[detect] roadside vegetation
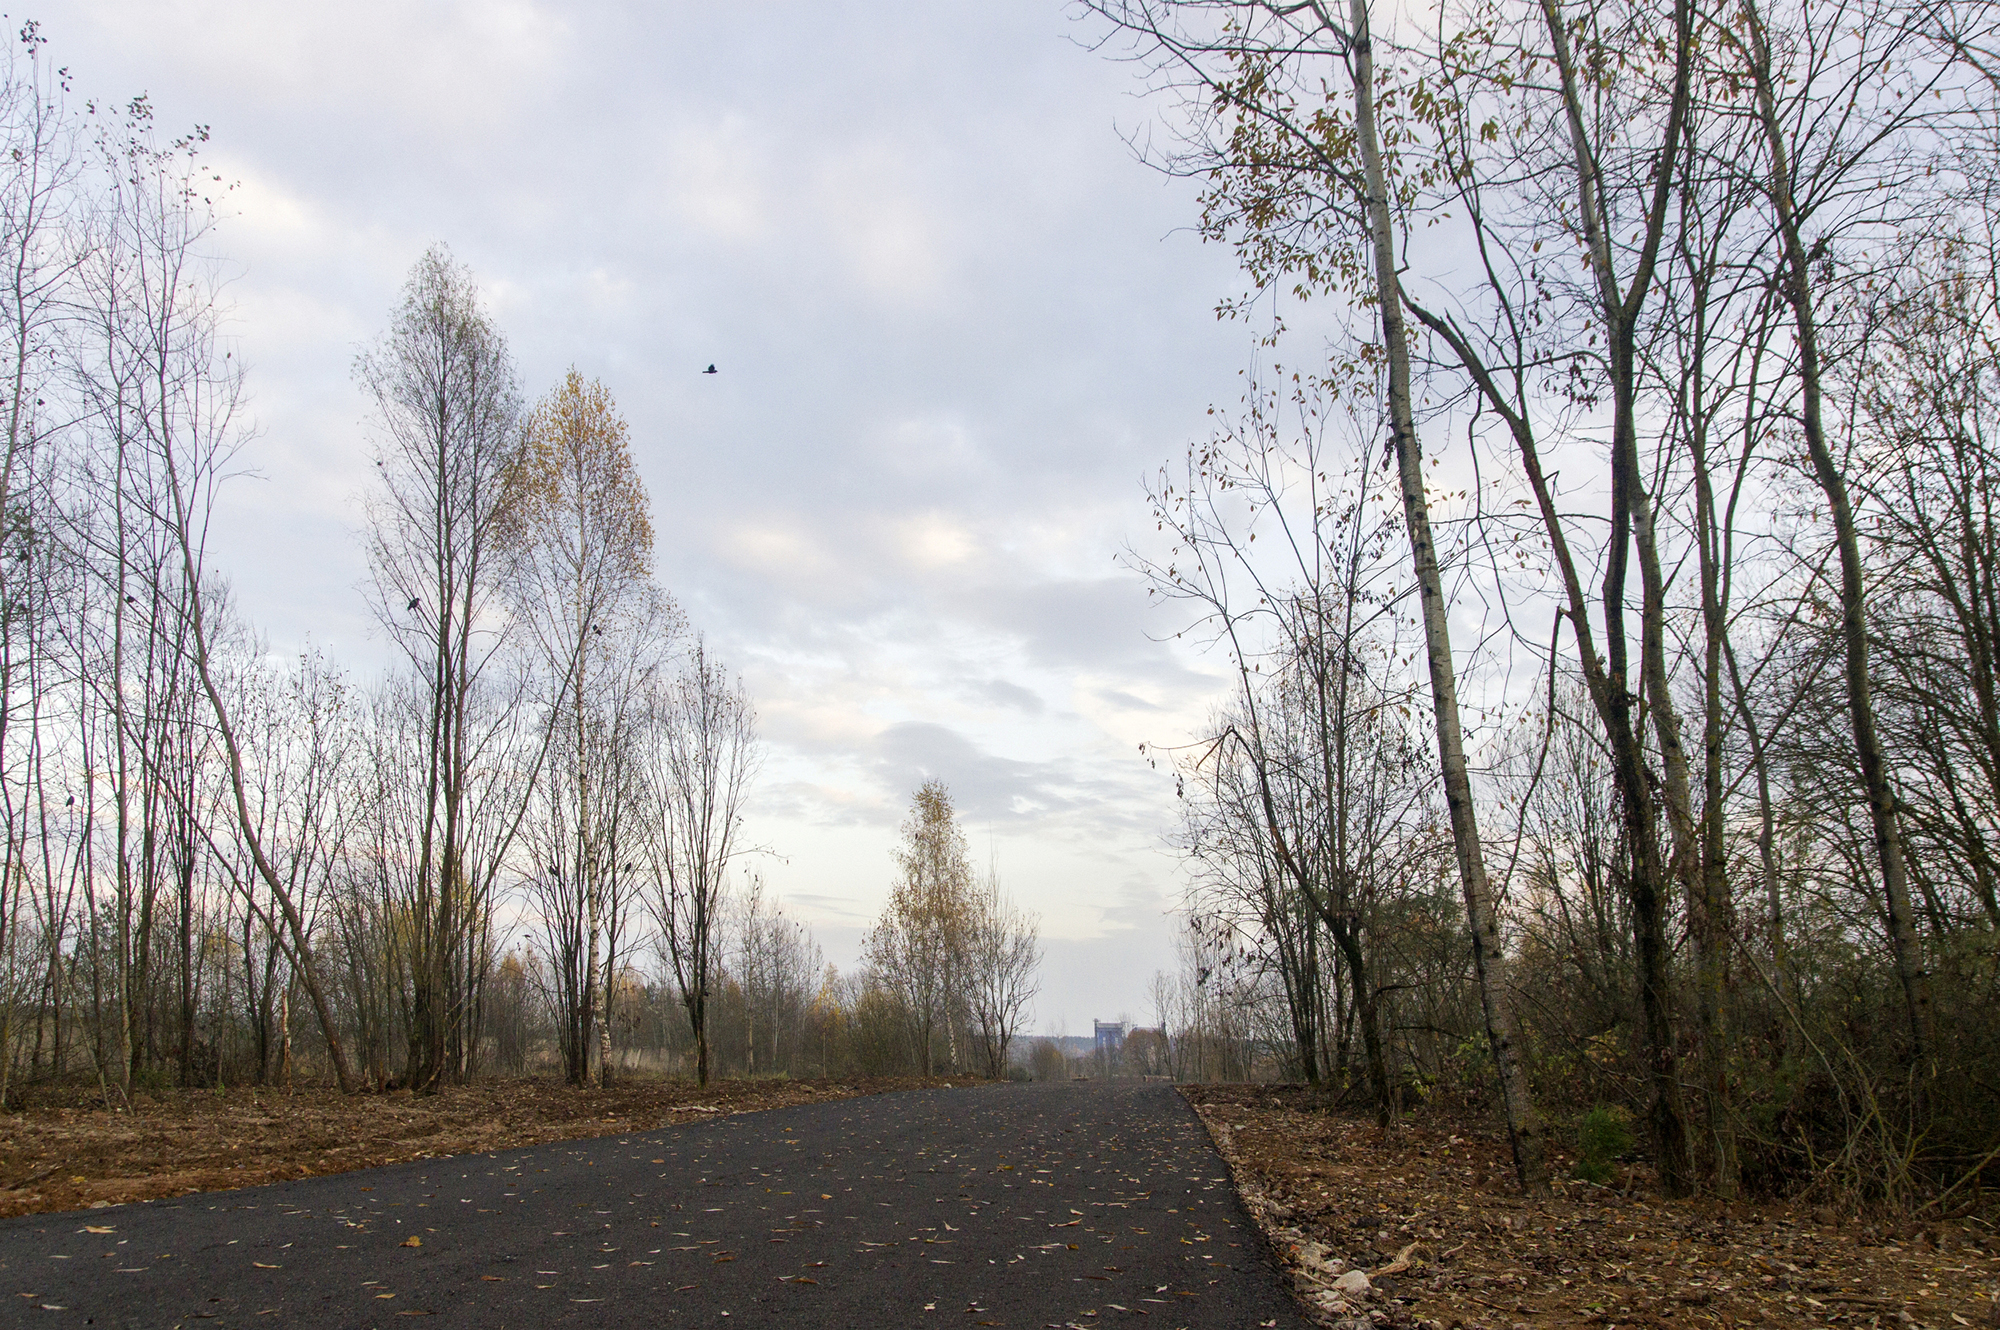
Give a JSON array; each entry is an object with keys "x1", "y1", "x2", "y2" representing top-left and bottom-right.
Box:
[{"x1": 1087, "y1": 0, "x2": 2000, "y2": 1223}]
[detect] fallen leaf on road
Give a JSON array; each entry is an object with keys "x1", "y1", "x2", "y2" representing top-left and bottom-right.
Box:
[
  {"x1": 400, "y1": 1236, "x2": 421, "y2": 1248},
  {"x1": 80, "y1": 1226, "x2": 113, "y2": 1234},
  {"x1": 252, "y1": 1261, "x2": 278, "y2": 1269}
]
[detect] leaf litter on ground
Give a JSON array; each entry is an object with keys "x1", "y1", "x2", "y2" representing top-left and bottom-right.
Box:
[{"x1": 1184, "y1": 1084, "x2": 2000, "y2": 1330}]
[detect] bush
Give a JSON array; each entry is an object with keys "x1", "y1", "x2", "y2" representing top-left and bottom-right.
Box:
[{"x1": 1573, "y1": 1104, "x2": 1635, "y2": 1185}]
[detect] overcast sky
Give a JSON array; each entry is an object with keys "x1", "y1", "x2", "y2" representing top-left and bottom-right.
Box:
[{"x1": 40, "y1": 0, "x2": 1262, "y2": 1033}]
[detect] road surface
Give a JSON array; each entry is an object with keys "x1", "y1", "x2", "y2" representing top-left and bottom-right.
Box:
[{"x1": 0, "y1": 1080, "x2": 1309, "y2": 1329}]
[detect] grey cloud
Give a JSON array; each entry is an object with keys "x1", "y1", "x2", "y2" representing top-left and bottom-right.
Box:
[
  {"x1": 870, "y1": 721, "x2": 1069, "y2": 823},
  {"x1": 765, "y1": 891, "x2": 869, "y2": 923},
  {"x1": 1095, "y1": 687, "x2": 1163, "y2": 713},
  {"x1": 977, "y1": 679, "x2": 1044, "y2": 714},
  {"x1": 866, "y1": 720, "x2": 1177, "y2": 842},
  {"x1": 965, "y1": 576, "x2": 1215, "y2": 681}
]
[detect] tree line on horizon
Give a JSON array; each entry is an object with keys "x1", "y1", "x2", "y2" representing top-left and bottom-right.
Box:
[
  {"x1": 1094, "y1": 0, "x2": 2000, "y2": 1209},
  {"x1": 0, "y1": 32, "x2": 1041, "y2": 1101}
]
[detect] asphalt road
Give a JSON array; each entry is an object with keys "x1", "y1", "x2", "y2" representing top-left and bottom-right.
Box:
[{"x1": 0, "y1": 1081, "x2": 1309, "y2": 1329}]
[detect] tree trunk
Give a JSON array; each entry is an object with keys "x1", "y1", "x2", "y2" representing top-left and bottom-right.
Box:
[
  {"x1": 1532, "y1": 0, "x2": 1698, "y2": 1195},
  {"x1": 1689, "y1": 323, "x2": 1742, "y2": 1197},
  {"x1": 167, "y1": 507, "x2": 359, "y2": 1094},
  {"x1": 693, "y1": 992, "x2": 710, "y2": 1087},
  {"x1": 1349, "y1": 0, "x2": 1550, "y2": 1194},
  {"x1": 1333, "y1": 918, "x2": 1394, "y2": 1127},
  {"x1": 1740, "y1": 0, "x2": 1934, "y2": 1074},
  {"x1": 582, "y1": 879, "x2": 601, "y2": 1089},
  {"x1": 178, "y1": 840, "x2": 195, "y2": 1087},
  {"x1": 598, "y1": 906, "x2": 615, "y2": 1088}
]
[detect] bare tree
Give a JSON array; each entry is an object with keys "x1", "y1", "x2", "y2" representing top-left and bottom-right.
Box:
[
  {"x1": 0, "y1": 28, "x2": 83, "y2": 1104},
  {"x1": 966, "y1": 863, "x2": 1040, "y2": 1080},
  {"x1": 1853, "y1": 232, "x2": 2000, "y2": 934},
  {"x1": 77, "y1": 96, "x2": 376, "y2": 1096},
  {"x1": 358, "y1": 246, "x2": 528, "y2": 1091},
  {"x1": 644, "y1": 639, "x2": 758, "y2": 1086},
  {"x1": 734, "y1": 873, "x2": 823, "y2": 1077},
  {"x1": 1715, "y1": 0, "x2": 1978, "y2": 1074}
]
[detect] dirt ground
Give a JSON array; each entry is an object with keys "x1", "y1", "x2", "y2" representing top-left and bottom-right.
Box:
[
  {"x1": 0, "y1": 1074, "x2": 961, "y2": 1219},
  {"x1": 1185, "y1": 1084, "x2": 2000, "y2": 1330}
]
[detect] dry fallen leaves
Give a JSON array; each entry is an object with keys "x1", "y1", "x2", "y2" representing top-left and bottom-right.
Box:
[{"x1": 1186, "y1": 1084, "x2": 2000, "y2": 1330}]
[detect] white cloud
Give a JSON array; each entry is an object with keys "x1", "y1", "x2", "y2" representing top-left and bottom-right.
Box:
[
  {"x1": 809, "y1": 143, "x2": 953, "y2": 307},
  {"x1": 894, "y1": 511, "x2": 977, "y2": 569},
  {"x1": 76, "y1": 0, "x2": 572, "y2": 130},
  {"x1": 662, "y1": 115, "x2": 775, "y2": 243}
]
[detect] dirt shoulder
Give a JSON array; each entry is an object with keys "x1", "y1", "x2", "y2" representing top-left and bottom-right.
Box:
[
  {"x1": 1185, "y1": 1084, "x2": 2000, "y2": 1329},
  {"x1": 0, "y1": 1074, "x2": 963, "y2": 1219}
]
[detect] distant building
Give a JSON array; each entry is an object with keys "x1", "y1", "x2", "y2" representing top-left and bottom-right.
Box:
[{"x1": 1088, "y1": 1021, "x2": 1170, "y2": 1077}]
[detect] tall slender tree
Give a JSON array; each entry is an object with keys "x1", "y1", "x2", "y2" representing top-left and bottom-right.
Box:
[
  {"x1": 1087, "y1": 0, "x2": 1553, "y2": 1192},
  {"x1": 358, "y1": 246, "x2": 526, "y2": 1091},
  {"x1": 866, "y1": 780, "x2": 977, "y2": 1076},
  {"x1": 504, "y1": 368, "x2": 671, "y2": 1087},
  {"x1": 645, "y1": 639, "x2": 757, "y2": 1087}
]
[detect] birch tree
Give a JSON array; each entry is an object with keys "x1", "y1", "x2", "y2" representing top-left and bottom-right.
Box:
[
  {"x1": 505, "y1": 368, "x2": 672, "y2": 1086},
  {"x1": 866, "y1": 780, "x2": 976, "y2": 1076},
  {"x1": 1089, "y1": 0, "x2": 1552, "y2": 1191}
]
